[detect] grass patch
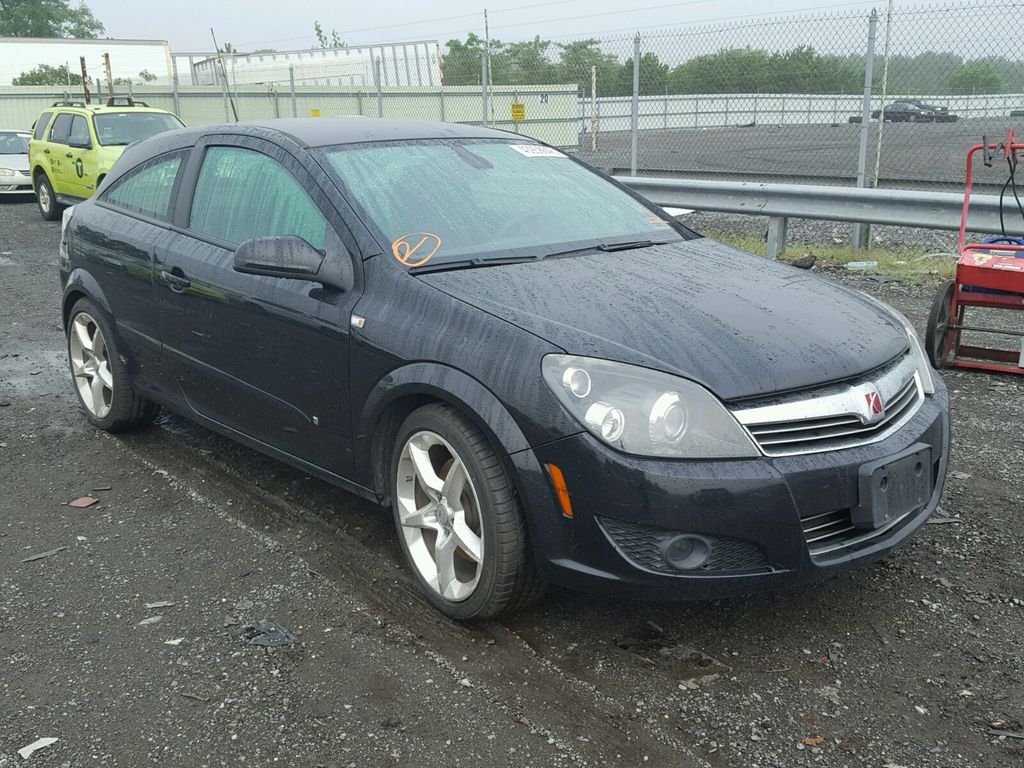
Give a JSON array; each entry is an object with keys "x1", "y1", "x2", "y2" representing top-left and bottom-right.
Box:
[{"x1": 702, "y1": 229, "x2": 957, "y2": 283}]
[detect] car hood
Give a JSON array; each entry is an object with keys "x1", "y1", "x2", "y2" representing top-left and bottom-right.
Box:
[
  {"x1": 0, "y1": 153, "x2": 29, "y2": 171},
  {"x1": 418, "y1": 237, "x2": 908, "y2": 401}
]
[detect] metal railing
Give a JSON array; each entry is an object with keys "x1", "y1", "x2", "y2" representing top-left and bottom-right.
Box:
[{"x1": 618, "y1": 176, "x2": 1008, "y2": 259}]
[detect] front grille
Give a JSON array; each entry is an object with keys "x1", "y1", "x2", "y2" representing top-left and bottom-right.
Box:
[
  {"x1": 18, "y1": 170, "x2": 30, "y2": 176},
  {"x1": 732, "y1": 353, "x2": 924, "y2": 457},
  {"x1": 598, "y1": 517, "x2": 771, "y2": 575}
]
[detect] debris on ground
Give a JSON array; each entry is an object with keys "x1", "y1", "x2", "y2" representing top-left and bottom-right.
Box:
[
  {"x1": 21, "y1": 546, "x2": 67, "y2": 563},
  {"x1": 138, "y1": 615, "x2": 163, "y2": 626},
  {"x1": 788, "y1": 254, "x2": 817, "y2": 270},
  {"x1": 845, "y1": 260, "x2": 879, "y2": 271},
  {"x1": 18, "y1": 737, "x2": 58, "y2": 759},
  {"x1": 68, "y1": 495, "x2": 99, "y2": 508},
  {"x1": 164, "y1": 638, "x2": 185, "y2": 646},
  {"x1": 239, "y1": 620, "x2": 296, "y2": 647},
  {"x1": 145, "y1": 600, "x2": 176, "y2": 609}
]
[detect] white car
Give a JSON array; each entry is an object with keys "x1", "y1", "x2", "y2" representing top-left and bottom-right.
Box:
[{"x1": 0, "y1": 129, "x2": 32, "y2": 195}]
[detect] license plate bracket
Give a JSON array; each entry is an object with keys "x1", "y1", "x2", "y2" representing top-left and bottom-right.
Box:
[{"x1": 852, "y1": 443, "x2": 933, "y2": 529}]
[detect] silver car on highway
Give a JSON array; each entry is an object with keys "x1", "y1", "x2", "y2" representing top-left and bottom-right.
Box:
[{"x1": 0, "y1": 129, "x2": 32, "y2": 195}]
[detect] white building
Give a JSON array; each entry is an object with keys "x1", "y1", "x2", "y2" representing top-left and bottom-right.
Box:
[
  {"x1": 180, "y1": 40, "x2": 442, "y2": 88},
  {"x1": 0, "y1": 37, "x2": 173, "y2": 86}
]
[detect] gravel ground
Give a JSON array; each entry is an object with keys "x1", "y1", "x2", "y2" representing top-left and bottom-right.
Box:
[{"x1": 1, "y1": 198, "x2": 1023, "y2": 767}]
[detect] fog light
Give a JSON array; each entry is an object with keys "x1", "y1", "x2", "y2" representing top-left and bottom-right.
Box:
[{"x1": 659, "y1": 534, "x2": 711, "y2": 570}]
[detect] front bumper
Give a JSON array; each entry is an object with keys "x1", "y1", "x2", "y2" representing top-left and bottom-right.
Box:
[
  {"x1": 0, "y1": 175, "x2": 32, "y2": 194},
  {"x1": 511, "y1": 381, "x2": 949, "y2": 600}
]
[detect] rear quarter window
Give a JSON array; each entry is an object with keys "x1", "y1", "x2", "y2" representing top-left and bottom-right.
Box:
[
  {"x1": 100, "y1": 150, "x2": 187, "y2": 222},
  {"x1": 33, "y1": 112, "x2": 53, "y2": 140}
]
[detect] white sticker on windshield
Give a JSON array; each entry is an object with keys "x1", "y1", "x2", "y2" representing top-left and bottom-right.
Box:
[{"x1": 509, "y1": 144, "x2": 565, "y2": 158}]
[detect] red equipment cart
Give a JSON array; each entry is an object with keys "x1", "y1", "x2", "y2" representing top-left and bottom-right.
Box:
[{"x1": 925, "y1": 130, "x2": 1024, "y2": 374}]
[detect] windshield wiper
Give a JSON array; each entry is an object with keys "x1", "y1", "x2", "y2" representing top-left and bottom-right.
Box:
[
  {"x1": 411, "y1": 253, "x2": 546, "y2": 274},
  {"x1": 410, "y1": 240, "x2": 663, "y2": 275},
  {"x1": 596, "y1": 239, "x2": 657, "y2": 252}
]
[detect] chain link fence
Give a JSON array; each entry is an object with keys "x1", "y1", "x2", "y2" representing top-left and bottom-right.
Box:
[
  {"x1": 570, "y1": 0, "x2": 1023, "y2": 192},
  {"x1": 1, "y1": 0, "x2": 1020, "y2": 191}
]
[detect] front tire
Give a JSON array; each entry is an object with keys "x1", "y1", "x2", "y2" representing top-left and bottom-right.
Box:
[
  {"x1": 35, "y1": 173, "x2": 63, "y2": 221},
  {"x1": 390, "y1": 403, "x2": 542, "y2": 619},
  {"x1": 66, "y1": 298, "x2": 159, "y2": 431}
]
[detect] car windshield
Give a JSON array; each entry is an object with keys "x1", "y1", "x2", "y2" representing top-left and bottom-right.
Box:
[
  {"x1": 93, "y1": 112, "x2": 184, "y2": 146},
  {"x1": 321, "y1": 138, "x2": 684, "y2": 266},
  {"x1": 0, "y1": 131, "x2": 29, "y2": 154}
]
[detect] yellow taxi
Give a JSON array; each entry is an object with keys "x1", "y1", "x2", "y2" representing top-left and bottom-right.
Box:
[{"x1": 29, "y1": 100, "x2": 184, "y2": 220}]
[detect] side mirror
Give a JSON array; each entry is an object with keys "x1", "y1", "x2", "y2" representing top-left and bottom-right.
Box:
[{"x1": 233, "y1": 235, "x2": 353, "y2": 291}]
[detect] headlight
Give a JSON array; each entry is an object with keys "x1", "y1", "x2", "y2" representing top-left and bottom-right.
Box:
[
  {"x1": 542, "y1": 355, "x2": 760, "y2": 458},
  {"x1": 858, "y1": 292, "x2": 936, "y2": 394},
  {"x1": 0, "y1": 167, "x2": 16, "y2": 177}
]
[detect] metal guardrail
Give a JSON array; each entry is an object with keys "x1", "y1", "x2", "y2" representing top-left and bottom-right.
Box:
[{"x1": 617, "y1": 176, "x2": 1009, "y2": 258}]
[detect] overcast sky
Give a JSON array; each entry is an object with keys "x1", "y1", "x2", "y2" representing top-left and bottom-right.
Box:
[{"x1": 84, "y1": 0, "x2": 923, "y2": 52}]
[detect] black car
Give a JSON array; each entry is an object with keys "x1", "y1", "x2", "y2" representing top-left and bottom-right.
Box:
[
  {"x1": 871, "y1": 101, "x2": 934, "y2": 122},
  {"x1": 58, "y1": 119, "x2": 950, "y2": 619}
]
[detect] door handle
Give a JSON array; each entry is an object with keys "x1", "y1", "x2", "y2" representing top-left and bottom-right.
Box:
[
  {"x1": 160, "y1": 270, "x2": 192, "y2": 292},
  {"x1": 65, "y1": 152, "x2": 73, "y2": 159},
  {"x1": 43, "y1": 148, "x2": 50, "y2": 154}
]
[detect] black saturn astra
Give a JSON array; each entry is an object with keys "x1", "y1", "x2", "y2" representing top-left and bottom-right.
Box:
[{"x1": 58, "y1": 118, "x2": 950, "y2": 619}]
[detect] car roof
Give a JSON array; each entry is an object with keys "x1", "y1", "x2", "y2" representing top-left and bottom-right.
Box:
[
  {"x1": 228, "y1": 117, "x2": 526, "y2": 149},
  {"x1": 1, "y1": 128, "x2": 30, "y2": 133},
  {"x1": 104, "y1": 118, "x2": 535, "y2": 189}
]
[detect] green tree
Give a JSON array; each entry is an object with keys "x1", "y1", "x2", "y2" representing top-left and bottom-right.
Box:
[
  {"x1": 613, "y1": 51, "x2": 669, "y2": 96},
  {"x1": 12, "y1": 62, "x2": 83, "y2": 85},
  {"x1": 218, "y1": 42, "x2": 236, "y2": 54},
  {"x1": 137, "y1": 69, "x2": 156, "y2": 82},
  {"x1": 0, "y1": 0, "x2": 103, "y2": 37},
  {"x1": 442, "y1": 33, "x2": 487, "y2": 86},
  {"x1": 669, "y1": 48, "x2": 771, "y2": 93},
  {"x1": 492, "y1": 36, "x2": 558, "y2": 85},
  {"x1": 945, "y1": 62, "x2": 1005, "y2": 94},
  {"x1": 556, "y1": 39, "x2": 620, "y2": 96}
]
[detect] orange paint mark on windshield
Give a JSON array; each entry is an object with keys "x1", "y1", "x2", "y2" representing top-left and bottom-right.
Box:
[{"x1": 392, "y1": 232, "x2": 442, "y2": 267}]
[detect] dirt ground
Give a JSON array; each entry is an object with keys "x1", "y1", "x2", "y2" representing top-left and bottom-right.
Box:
[{"x1": 1, "y1": 198, "x2": 1022, "y2": 768}]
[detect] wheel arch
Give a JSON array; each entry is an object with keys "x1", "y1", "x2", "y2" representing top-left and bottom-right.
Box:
[
  {"x1": 62, "y1": 269, "x2": 113, "y2": 330},
  {"x1": 357, "y1": 363, "x2": 532, "y2": 505}
]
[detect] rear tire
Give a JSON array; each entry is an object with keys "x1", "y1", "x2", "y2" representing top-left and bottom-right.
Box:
[
  {"x1": 66, "y1": 298, "x2": 159, "y2": 431},
  {"x1": 35, "y1": 173, "x2": 63, "y2": 221},
  {"x1": 925, "y1": 281, "x2": 955, "y2": 369},
  {"x1": 390, "y1": 403, "x2": 543, "y2": 620}
]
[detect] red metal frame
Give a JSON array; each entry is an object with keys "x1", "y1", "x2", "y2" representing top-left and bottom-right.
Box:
[{"x1": 940, "y1": 129, "x2": 1024, "y2": 374}]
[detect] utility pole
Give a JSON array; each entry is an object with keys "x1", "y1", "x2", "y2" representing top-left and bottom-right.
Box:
[
  {"x1": 103, "y1": 52, "x2": 114, "y2": 104},
  {"x1": 79, "y1": 56, "x2": 91, "y2": 104}
]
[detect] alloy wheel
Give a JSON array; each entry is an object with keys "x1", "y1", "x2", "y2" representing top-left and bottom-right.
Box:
[
  {"x1": 68, "y1": 312, "x2": 114, "y2": 419},
  {"x1": 396, "y1": 430, "x2": 484, "y2": 602},
  {"x1": 38, "y1": 181, "x2": 51, "y2": 212}
]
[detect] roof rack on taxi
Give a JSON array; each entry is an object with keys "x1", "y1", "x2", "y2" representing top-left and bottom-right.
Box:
[
  {"x1": 104, "y1": 96, "x2": 150, "y2": 107},
  {"x1": 51, "y1": 100, "x2": 87, "y2": 107}
]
